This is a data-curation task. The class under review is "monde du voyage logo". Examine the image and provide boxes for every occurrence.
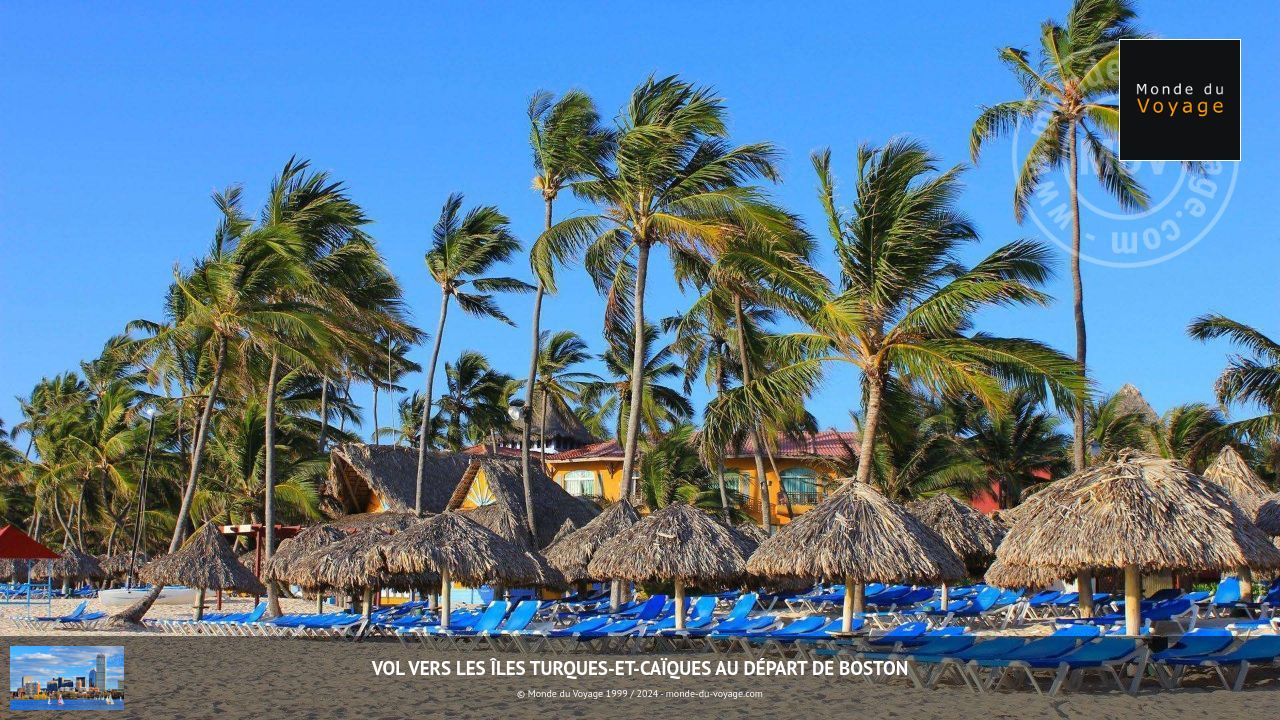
[1120,39,1241,162]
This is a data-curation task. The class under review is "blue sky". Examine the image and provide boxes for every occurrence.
[2,1,1277,437]
[9,646,123,690]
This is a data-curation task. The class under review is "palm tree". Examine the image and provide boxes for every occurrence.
[952,389,1071,507]
[1188,314,1280,441]
[578,322,693,451]
[855,391,989,503]
[1084,390,1151,460]
[520,90,613,537]
[708,140,1086,501]
[414,194,532,514]
[357,333,419,446]
[971,0,1146,471]
[1144,402,1229,471]
[535,75,786,500]
[435,350,512,451]
[530,330,599,454]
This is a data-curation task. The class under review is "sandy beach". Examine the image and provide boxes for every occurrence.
[2,598,1275,720]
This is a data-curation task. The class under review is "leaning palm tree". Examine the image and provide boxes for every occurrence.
[534,75,786,500]
[970,0,1147,471]
[1188,314,1280,441]
[705,139,1087,493]
[520,90,613,538]
[414,194,532,514]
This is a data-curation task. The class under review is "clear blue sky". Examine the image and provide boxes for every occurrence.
[2,1,1277,438]
[9,646,123,690]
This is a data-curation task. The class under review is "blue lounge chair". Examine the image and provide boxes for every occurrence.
[453,600,541,650]
[1058,597,1197,633]
[418,601,510,646]
[964,626,1100,690]
[1202,577,1242,616]
[508,616,610,653]
[1159,635,1280,691]
[757,618,849,659]
[928,587,1003,627]
[916,636,1029,689]
[1137,628,1234,690]
[997,638,1144,695]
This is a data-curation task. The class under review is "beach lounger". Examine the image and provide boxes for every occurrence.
[927,587,1002,627]
[1158,634,1280,691]
[963,626,1101,691]
[1058,597,1197,633]
[1134,628,1234,690]
[1200,577,1242,616]
[452,600,541,650]
[505,616,610,654]
[713,616,824,655]
[994,638,1144,695]
[915,636,1028,690]
[417,601,510,648]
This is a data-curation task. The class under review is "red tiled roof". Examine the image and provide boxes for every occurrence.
[546,431,860,463]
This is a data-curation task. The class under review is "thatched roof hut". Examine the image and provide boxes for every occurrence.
[990,451,1280,634]
[1203,445,1270,517]
[0,558,28,582]
[31,548,105,581]
[140,523,266,596]
[748,481,964,629]
[543,500,640,583]
[367,511,541,627]
[290,528,439,594]
[549,518,580,544]
[262,524,347,584]
[502,389,598,449]
[907,494,1004,563]
[588,502,752,630]
[1254,494,1280,536]
[100,552,149,580]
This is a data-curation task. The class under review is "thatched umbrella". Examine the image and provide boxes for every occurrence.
[262,523,348,612]
[588,503,751,630]
[543,500,640,584]
[1203,445,1273,599]
[0,558,28,582]
[100,552,149,582]
[288,528,438,619]
[990,451,1280,635]
[140,523,266,620]
[908,493,1005,606]
[549,518,580,545]
[748,481,965,632]
[366,511,539,628]
[32,548,106,587]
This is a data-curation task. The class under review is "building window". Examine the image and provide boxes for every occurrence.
[780,468,821,505]
[564,470,598,498]
[721,471,749,495]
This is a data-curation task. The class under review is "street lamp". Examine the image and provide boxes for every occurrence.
[125,405,158,589]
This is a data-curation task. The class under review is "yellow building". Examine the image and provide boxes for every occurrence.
[545,431,857,526]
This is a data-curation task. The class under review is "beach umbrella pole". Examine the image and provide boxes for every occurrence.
[440,567,451,629]
[1238,567,1252,602]
[194,587,206,621]
[852,582,865,614]
[841,574,855,632]
[362,587,373,620]
[940,582,950,609]
[609,578,621,611]
[1124,565,1141,636]
[1077,569,1094,618]
[674,580,685,630]
[316,593,324,614]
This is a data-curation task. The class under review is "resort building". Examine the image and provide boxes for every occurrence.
[545,431,859,526]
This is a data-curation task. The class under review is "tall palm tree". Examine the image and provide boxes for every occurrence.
[535,75,786,500]
[435,350,512,451]
[708,140,1086,503]
[577,323,693,450]
[414,194,531,513]
[1188,314,1280,440]
[356,333,419,446]
[971,0,1146,471]
[530,330,600,455]
[521,90,612,537]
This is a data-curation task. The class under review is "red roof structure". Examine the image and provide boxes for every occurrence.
[548,430,861,463]
[0,525,60,560]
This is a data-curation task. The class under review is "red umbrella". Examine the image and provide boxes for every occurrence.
[0,526,59,560]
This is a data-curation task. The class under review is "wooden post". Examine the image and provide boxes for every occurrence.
[610,578,621,611]
[216,588,222,611]
[841,574,855,632]
[674,580,686,630]
[194,587,206,621]
[940,582,950,610]
[1239,568,1253,602]
[316,593,325,614]
[362,587,374,620]
[440,567,452,629]
[852,582,865,614]
[1077,569,1095,618]
[1124,565,1141,637]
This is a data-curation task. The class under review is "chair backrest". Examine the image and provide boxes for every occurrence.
[726,593,757,621]
[564,616,610,634]
[690,596,718,620]
[895,587,934,606]
[499,601,540,631]
[879,621,928,641]
[1053,592,1080,605]
[962,637,1027,658]
[1148,598,1192,619]
[910,636,975,655]
[1013,635,1089,659]
[776,616,826,635]
[862,583,884,596]
[1212,577,1242,605]
[634,595,667,621]
[1237,635,1280,658]
[813,619,845,635]
[245,602,267,623]
[1166,628,1232,655]
[66,601,88,619]
[1028,590,1061,605]
[470,601,511,633]
[1146,588,1183,603]
[1068,637,1137,661]
[971,586,1003,611]
[1052,624,1102,637]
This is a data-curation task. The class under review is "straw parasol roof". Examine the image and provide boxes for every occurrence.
[1203,445,1271,517]
[543,500,640,583]
[31,548,106,581]
[990,451,1280,581]
[747,481,966,584]
[907,493,1004,563]
[140,523,266,594]
[329,511,420,532]
[1256,494,1280,536]
[288,528,438,593]
[367,511,540,587]
[587,503,751,586]
[0,558,28,581]
[549,518,580,544]
[100,552,149,579]
[985,557,1073,589]
[262,523,348,584]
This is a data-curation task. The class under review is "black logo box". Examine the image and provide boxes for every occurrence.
[1119,39,1240,162]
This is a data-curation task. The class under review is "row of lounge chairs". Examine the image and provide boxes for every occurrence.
[10,600,107,630]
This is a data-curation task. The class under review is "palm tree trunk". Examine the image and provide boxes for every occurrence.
[1068,123,1087,473]
[519,197,553,541]
[110,339,228,627]
[263,351,283,618]
[619,242,651,502]
[716,463,730,523]
[855,372,884,486]
[764,444,794,524]
[415,291,450,515]
[317,376,329,450]
[733,297,773,531]
[371,383,379,446]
